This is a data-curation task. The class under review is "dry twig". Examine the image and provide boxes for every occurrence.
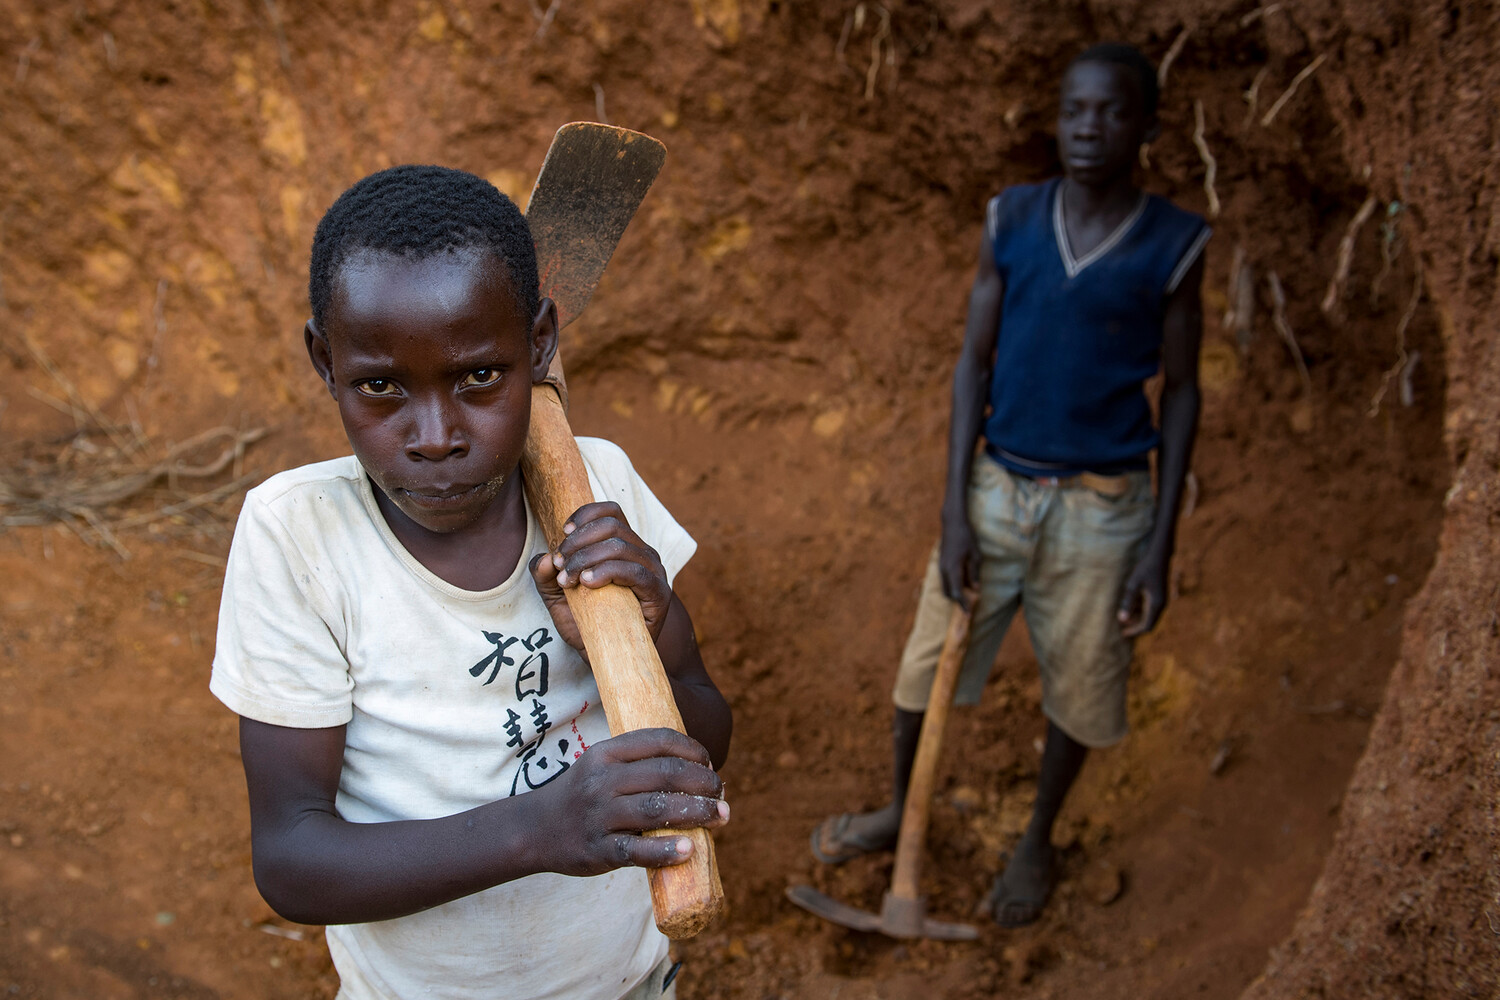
[1239,3,1283,27]
[1158,27,1191,89]
[1223,244,1255,354]
[1192,99,1220,219]
[529,0,561,41]
[15,36,39,85]
[1370,202,1404,307]
[1261,52,1327,126]
[1320,194,1379,318]
[863,3,892,102]
[263,0,291,70]
[1243,65,1270,127]
[1368,267,1424,416]
[1267,271,1311,392]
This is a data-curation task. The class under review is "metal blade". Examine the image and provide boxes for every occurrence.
[784,885,884,933]
[525,122,666,329]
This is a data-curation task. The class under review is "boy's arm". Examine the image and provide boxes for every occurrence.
[531,503,731,769]
[940,225,1005,607]
[1118,253,1205,637]
[239,718,725,927]
[653,594,732,768]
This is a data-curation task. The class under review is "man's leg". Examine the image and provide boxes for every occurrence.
[989,473,1155,923]
[813,482,1026,865]
[810,707,922,859]
[990,720,1088,925]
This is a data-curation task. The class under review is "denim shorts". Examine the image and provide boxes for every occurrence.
[891,452,1155,747]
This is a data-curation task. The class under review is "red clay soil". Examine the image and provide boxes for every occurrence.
[0,2,1492,998]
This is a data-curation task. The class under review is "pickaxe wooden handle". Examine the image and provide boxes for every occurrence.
[522,123,723,939]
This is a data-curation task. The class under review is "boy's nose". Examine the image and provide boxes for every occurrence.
[406,397,467,461]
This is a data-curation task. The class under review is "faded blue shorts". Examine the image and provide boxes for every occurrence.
[891,451,1155,747]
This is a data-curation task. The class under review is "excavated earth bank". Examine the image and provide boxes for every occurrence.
[0,1,1492,997]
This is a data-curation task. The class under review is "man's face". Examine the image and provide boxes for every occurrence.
[1056,61,1154,185]
[309,248,554,535]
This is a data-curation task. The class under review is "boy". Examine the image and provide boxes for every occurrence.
[811,44,1209,927]
[210,165,732,999]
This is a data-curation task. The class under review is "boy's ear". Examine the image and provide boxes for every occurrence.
[529,297,560,384]
[304,319,338,398]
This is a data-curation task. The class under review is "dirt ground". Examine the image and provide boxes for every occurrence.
[0,1,1494,998]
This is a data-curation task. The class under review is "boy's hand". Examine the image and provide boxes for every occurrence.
[1118,550,1169,637]
[529,501,672,650]
[538,728,728,876]
[939,511,981,609]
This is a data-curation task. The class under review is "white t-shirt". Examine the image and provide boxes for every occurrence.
[210,437,696,1000]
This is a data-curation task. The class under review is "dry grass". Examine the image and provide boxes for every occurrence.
[1,338,266,558]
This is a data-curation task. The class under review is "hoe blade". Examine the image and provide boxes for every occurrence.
[525,122,667,329]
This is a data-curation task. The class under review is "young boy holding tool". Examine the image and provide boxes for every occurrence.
[210,164,731,999]
[812,43,1210,927]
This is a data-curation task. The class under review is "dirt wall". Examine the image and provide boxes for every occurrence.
[0,1,1492,997]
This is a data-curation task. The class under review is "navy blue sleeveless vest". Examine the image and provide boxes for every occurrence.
[983,178,1210,476]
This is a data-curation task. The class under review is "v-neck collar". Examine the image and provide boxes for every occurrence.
[1052,180,1148,278]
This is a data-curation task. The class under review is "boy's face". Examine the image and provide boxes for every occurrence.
[306,248,557,535]
[1056,60,1156,186]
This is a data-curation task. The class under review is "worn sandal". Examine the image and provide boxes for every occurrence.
[809,813,896,865]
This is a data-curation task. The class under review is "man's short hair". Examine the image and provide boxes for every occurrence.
[309,165,539,333]
[1068,43,1160,118]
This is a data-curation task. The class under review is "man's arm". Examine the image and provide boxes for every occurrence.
[1118,253,1205,637]
[939,225,1005,606]
[240,720,726,927]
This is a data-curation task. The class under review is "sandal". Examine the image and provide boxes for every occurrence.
[809,812,896,865]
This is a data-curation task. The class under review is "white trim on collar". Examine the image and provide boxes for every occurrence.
[1053,181,1149,278]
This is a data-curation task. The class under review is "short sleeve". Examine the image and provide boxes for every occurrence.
[577,438,697,586]
[209,492,355,728]
[1165,222,1213,295]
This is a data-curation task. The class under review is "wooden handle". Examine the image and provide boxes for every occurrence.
[520,382,724,939]
[889,599,975,903]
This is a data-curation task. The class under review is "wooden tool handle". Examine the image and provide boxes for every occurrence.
[520,381,724,939]
[889,598,975,903]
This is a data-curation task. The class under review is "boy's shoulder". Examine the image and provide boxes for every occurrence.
[239,456,371,545]
[1142,189,1209,231]
[246,455,365,510]
[986,178,1061,239]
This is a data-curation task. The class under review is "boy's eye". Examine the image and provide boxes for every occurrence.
[357,379,399,397]
[462,369,503,388]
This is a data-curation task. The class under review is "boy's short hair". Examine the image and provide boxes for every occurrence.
[309,165,539,334]
[1068,43,1160,118]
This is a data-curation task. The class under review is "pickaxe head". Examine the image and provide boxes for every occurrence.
[786,885,979,941]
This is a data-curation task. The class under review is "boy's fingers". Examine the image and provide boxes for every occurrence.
[610,756,723,798]
[572,559,662,591]
[612,832,696,869]
[596,728,715,769]
[562,501,627,536]
[614,791,727,831]
[557,519,653,563]
[529,552,562,592]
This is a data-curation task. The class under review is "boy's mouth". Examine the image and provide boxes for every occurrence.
[395,482,488,509]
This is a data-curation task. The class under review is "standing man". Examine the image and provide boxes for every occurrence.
[811,43,1210,927]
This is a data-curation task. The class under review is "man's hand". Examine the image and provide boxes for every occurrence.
[939,510,981,609]
[529,501,671,650]
[1117,549,1169,638]
[534,728,727,877]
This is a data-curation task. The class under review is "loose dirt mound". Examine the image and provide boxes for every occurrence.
[0,2,1491,997]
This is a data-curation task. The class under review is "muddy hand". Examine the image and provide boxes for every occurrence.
[534,728,728,877]
[529,501,672,650]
